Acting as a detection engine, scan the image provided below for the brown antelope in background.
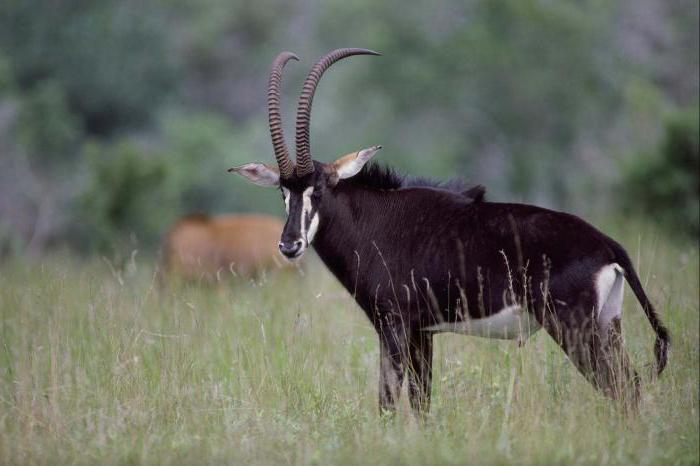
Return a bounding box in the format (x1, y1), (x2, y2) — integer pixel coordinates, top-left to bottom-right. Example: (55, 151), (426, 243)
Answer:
(161, 213), (293, 283)
(229, 49), (669, 417)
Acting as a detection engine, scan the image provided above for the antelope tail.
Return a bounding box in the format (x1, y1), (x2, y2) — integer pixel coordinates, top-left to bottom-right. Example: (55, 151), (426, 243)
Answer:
(611, 242), (670, 376)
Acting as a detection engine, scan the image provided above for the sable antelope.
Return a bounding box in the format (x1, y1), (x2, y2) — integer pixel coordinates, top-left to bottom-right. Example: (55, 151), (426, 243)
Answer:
(162, 213), (292, 282)
(229, 49), (670, 416)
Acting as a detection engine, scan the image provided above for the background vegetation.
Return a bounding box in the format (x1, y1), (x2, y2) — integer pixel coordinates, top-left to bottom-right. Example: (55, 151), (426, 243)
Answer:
(0, 0), (697, 256)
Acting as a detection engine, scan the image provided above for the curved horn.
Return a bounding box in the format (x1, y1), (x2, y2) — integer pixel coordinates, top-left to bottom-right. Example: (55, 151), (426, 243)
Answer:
(268, 51), (299, 179)
(295, 48), (381, 176)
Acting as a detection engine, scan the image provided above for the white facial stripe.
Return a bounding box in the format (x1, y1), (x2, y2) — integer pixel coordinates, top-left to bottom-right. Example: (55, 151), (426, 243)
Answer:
(282, 187), (290, 214)
(306, 212), (319, 244)
(300, 186), (314, 244)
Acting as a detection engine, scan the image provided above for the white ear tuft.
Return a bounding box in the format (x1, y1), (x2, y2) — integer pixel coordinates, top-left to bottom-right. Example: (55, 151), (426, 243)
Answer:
(228, 163), (280, 187)
(333, 145), (382, 180)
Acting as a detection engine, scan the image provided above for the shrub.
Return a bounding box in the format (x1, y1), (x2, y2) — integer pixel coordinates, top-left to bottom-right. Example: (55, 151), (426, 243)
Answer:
(621, 108), (699, 240)
(75, 140), (178, 255)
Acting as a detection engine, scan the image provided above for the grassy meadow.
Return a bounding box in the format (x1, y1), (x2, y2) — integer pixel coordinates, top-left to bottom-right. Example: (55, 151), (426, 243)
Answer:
(0, 225), (698, 465)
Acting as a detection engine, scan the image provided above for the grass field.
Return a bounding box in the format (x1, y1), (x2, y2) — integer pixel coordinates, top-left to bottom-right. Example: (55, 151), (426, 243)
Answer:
(1, 226), (698, 465)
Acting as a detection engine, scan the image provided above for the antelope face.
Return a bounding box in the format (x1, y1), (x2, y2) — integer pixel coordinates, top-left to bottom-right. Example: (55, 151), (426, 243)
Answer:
(231, 146), (381, 260)
(278, 173), (322, 259)
(228, 48), (381, 260)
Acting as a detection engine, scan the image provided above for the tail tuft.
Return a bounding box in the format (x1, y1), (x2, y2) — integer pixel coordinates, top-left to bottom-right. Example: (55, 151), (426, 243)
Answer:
(653, 325), (670, 376)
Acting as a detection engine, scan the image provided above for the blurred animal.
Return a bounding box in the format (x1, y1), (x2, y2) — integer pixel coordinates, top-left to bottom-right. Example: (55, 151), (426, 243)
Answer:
(230, 48), (669, 417)
(161, 213), (292, 282)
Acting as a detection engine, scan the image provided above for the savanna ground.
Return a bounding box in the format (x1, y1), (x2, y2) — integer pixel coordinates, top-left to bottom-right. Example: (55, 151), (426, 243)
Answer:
(1, 223), (698, 465)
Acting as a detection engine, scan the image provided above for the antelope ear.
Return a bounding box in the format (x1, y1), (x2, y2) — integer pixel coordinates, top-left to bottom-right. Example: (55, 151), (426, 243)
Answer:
(228, 163), (280, 187)
(331, 145), (382, 181)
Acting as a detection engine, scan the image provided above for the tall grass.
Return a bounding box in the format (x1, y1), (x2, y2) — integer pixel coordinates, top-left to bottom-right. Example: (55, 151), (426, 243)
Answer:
(0, 230), (698, 465)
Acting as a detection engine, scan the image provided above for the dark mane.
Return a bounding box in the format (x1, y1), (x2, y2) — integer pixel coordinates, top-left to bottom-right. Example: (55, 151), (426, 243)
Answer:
(343, 162), (405, 190)
(343, 162), (486, 202)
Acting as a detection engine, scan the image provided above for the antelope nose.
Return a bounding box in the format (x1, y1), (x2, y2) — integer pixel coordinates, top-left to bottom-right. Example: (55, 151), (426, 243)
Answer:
(279, 240), (303, 257)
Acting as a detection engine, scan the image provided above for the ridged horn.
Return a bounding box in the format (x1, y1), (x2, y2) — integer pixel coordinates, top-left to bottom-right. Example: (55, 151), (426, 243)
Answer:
(295, 48), (381, 176)
(268, 51), (299, 179)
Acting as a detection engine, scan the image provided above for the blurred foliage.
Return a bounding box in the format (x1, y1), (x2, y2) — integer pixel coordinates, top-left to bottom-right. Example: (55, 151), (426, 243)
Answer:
(17, 80), (80, 163)
(321, 0), (620, 199)
(0, 51), (13, 92)
(0, 0), (697, 255)
(159, 112), (242, 215)
(0, 0), (177, 135)
(77, 141), (177, 254)
(621, 108), (699, 240)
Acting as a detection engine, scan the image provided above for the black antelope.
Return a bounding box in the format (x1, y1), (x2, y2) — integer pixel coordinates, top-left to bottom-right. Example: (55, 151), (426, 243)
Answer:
(230, 48), (670, 416)
(161, 213), (292, 282)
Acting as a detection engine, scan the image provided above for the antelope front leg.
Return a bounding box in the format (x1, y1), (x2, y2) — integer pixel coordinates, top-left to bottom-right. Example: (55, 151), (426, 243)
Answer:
(407, 330), (433, 417)
(378, 327), (407, 416)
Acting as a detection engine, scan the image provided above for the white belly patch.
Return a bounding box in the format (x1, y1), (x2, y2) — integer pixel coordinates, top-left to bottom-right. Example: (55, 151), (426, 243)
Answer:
(422, 305), (542, 340)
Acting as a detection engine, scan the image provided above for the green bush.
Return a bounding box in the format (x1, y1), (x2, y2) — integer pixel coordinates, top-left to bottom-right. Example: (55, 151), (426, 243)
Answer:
(75, 141), (178, 255)
(621, 108), (699, 240)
